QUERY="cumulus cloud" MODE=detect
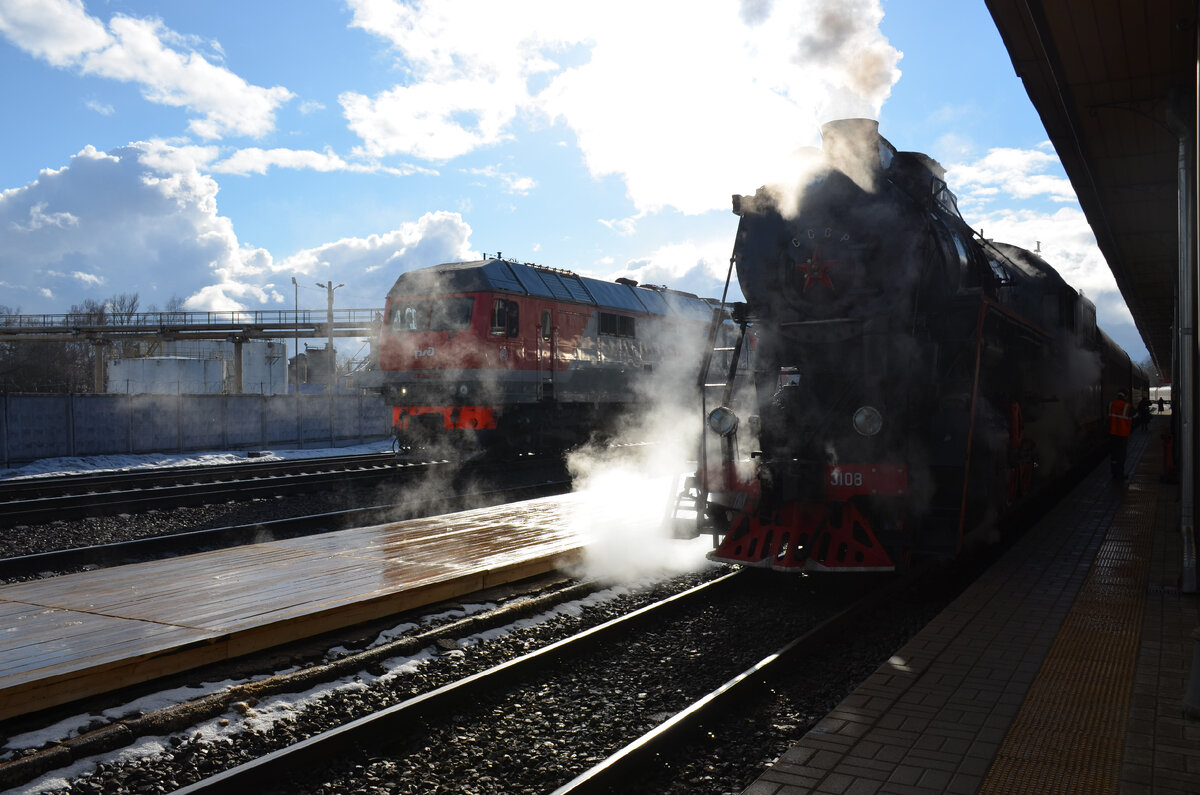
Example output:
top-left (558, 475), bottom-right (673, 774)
top-left (946, 142), bottom-right (1076, 205)
top-left (599, 236), bottom-right (740, 302)
top-left (0, 0), bottom-right (293, 139)
top-left (0, 141), bottom-right (268, 310)
top-left (949, 147), bottom-right (1134, 339)
top-left (344, 0), bottom-right (901, 214)
top-left (275, 211), bottom-right (478, 293)
top-left (0, 140), bottom-right (476, 312)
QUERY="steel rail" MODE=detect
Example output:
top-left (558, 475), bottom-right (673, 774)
top-left (0, 452), bottom-right (402, 499)
top-left (549, 565), bottom-right (926, 794)
top-left (0, 453), bottom-right (563, 527)
top-left (173, 570), bottom-right (747, 795)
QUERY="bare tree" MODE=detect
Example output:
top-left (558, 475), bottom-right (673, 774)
top-left (108, 292), bottom-right (140, 325)
top-left (1137, 356), bottom-right (1163, 387)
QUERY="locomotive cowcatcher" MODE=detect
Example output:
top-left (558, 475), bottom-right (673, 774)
top-left (686, 119), bottom-right (1146, 572)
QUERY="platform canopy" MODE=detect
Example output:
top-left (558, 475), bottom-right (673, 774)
top-left (986, 0), bottom-right (1196, 379)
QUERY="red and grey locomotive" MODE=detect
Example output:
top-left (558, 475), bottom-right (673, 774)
top-left (379, 257), bottom-right (730, 454)
top-left (689, 119), bottom-right (1146, 572)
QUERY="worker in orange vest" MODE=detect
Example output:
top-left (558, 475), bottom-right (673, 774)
top-left (1109, 390), bottom-right (1133, 480)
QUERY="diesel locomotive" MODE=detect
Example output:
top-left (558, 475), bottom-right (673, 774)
top-left (378, 258), bottom-right (743, 454)
top-left (687, 118), bottom-right (1146, 572)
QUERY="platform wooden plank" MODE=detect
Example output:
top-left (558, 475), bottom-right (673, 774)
top-left (0, 494), bottom-right (589, 721)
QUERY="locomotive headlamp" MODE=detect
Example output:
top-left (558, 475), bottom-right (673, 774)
top-left (707, 406), bottom-right (739, 437)
top-left (852, 406), bottom-right (883, 436)
top-left (457, 384), bottom-right (469, 397)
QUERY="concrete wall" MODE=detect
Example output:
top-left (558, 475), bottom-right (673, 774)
top-left (106, 339), bottom-right (291, 396)
top-left (0, 393), bottom-right (390, 467)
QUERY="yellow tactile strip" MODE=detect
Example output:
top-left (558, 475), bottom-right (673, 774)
top-left (980, 480), bottom-right (1158, 793)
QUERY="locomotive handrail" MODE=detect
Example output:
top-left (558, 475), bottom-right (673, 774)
top-left (778, 318), bottom-right (864, 327)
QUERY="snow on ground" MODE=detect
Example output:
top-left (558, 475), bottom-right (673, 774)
top-left (2, 583), bottom-right (649, 795)
top-left (0, 441), bottom-right (396, 481)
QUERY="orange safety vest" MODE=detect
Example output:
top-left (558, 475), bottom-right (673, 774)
top-left (1109, 399), bottom-right (1132, 437)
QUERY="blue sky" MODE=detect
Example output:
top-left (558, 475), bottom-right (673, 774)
top-left (0, 0), bottom-right (1150, 364)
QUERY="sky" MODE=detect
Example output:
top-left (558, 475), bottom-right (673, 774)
top-left (0, 0), bottom-right (1151, 364)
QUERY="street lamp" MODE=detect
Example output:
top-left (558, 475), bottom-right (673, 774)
top-left (315, 281), bottom-right (344, 391)
top-left (290, 276), bottom-right (299, 394)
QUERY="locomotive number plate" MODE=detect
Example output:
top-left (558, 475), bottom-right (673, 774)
top-left (825, 464), bottom-right (907, 500)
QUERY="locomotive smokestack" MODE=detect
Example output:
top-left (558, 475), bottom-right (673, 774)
top-left (820, 118), bottom-right (889, 192)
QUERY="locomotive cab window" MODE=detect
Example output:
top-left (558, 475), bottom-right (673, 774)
top-left (599, 312), bottom-right (635, 338)
top-left (388, 298), bottom-right (472, 332)
top-left (490, 298), bottom-right (520, 337)
top-left (389, 302), bottom-right (427, 332)
top-left (428, 297), bottom-right (474, 331)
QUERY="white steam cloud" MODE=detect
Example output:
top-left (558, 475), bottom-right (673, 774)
top-left (347, 0), bottom-right (902, 215)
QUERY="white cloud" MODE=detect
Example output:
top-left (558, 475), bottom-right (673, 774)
top-left (72, 270), bottom-right (103, 286)
top-left (85, 98), bottom-right (114, 115)
top-left (276, 210), bottom-right (476, 283)
top-left (0, 0), bottom-right (107, 67)
top-left (0, 141), bottom-right (271, 311)
top-left (949, 146), bottom-right (1136, 343)
top-left (125, 140), bottom-right (435, 178)
top-left (10, 202), bottom-right (78, 231)
top-left (0, 140), bottom-right (478, 313)
top-left (343, 0), bottom-right (901, 215)
top-left (462, 165), bottom-right (535, 194)
top-left (598, 216), bottom-right (639, 237)
top-left (601, 237), bottom-right (738, 300)
top-left (0, 0), bottom-right (293, 139)
top-left (947, 143), bottom-right (1076, 206)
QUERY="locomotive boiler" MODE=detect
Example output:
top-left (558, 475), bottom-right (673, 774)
top-left (688, 118), bottom-right (1146, 572)
top-left (379, 257), bottom-right (741, 454)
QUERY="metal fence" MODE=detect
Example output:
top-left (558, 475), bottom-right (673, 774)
top-left (0, 392), bottom-right (392, 468)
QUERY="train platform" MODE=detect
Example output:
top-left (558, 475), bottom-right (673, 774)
top-left (0, 495), bottom-right (587, 722)
top-left (743, 418), bottom-right (1197, 794)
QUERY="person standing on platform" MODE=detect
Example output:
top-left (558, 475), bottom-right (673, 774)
top-left (1109, 390), bottom-right (1133, 480)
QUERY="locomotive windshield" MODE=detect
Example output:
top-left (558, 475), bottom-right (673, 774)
top-left (388, 298), bottom-right (474, 332)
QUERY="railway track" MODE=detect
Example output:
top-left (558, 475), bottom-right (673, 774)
top-left (166, 569), bottom-right (910, 794)
top-left (0, 552), bottom-right (964, 794)
top-left (0, 451), bottom-right (556, 528)
top-left (0, 477), bottom-right (572, 581)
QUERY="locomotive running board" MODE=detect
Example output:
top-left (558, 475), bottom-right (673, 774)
top-left (707, 501), bottom-right (895, 572)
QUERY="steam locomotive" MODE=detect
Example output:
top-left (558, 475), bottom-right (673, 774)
top-left (688, 119), bottom-right (1146, 572)
top-left (378, 258), bottom-right (742, 454)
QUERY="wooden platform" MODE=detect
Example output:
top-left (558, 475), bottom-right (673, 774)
top-left (0, 495), bottom-right (588, 721)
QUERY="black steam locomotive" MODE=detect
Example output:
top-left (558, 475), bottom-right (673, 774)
top-left (689, 119), bottom-right (1146, 572)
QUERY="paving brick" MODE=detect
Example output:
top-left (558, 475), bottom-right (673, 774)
top-left (741, 780), bottom-right (783, 795)
top-left (816, 772), bottom-right (855, 793)
top-left (945, 774), bottom-right (981, 795)
top-left (736, 434), bottom-right (1199, 795)
top-left (778, 745), bottom-right (816, 766)
top-left (885, 765), bottom-right (923, 786)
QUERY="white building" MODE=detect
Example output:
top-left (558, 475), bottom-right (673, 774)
top-left (105, 340), bottom-right (288, 395)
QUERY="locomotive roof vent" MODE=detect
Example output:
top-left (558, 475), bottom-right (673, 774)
top-left (615, 277), bottom-right (638, 286)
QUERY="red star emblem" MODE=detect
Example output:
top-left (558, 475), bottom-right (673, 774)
top-left (796, 247), bottom-right (838, 292)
